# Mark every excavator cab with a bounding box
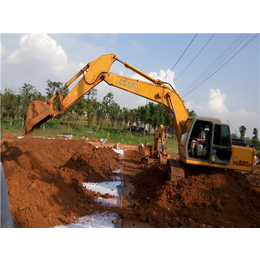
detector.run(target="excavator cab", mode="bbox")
[179,116,233,166]
[187,120,211,159]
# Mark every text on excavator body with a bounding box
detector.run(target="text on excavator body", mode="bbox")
[120,80,138,89]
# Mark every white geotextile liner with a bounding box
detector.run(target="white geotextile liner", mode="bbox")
[83,180,121,207]
[54,212,118,228]
[82,181,121,196]
[112,148,124,157]
[54,149,125,228]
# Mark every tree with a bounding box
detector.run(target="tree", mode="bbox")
[45,80,69,106]
[158,104,166,124]
[116,108,124,131]
[19,83,42,121]
[102,92,115,127]
[187,108,196,116]
[45,80,64,99]
[109,102,121,130]
[71,96,87,126]
[147,102,172,133]
[137,104,150,134]
[1,88,19,126]
[160,105,172,135]
[231,133,238,138]
[122,107,130,128]
[103,92,114,109]
[128,109,138,135]
[251,128,259,147]
[147,102,156,131]
[85,89,98,127]
[239,125,246,140]
[245,137,251,146]
[45,80,70,122]
[148,102,166,131]
[96,101,107,130]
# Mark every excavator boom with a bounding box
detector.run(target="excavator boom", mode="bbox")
[24,54,189,139]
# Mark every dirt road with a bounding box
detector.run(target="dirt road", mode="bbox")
[1,133,260,228]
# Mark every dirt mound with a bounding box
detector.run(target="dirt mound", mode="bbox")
[133,164,260,228]
[1,135,121,228]
[63,146,121,182]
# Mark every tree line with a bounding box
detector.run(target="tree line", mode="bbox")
[235,125,259,148]
[0,80,185,136]
[1,80,258,147]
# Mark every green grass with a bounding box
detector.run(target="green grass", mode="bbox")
[1,118,179,156]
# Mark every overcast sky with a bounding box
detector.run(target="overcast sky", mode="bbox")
[0,2,259,138]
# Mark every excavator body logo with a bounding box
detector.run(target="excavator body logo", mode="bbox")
[120,80,138,90]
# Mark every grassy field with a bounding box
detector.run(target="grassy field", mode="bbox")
[1,118,179,156]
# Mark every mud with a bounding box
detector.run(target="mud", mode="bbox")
[1,133,260,228]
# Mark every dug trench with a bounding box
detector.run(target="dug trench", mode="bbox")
[1,133,260,228]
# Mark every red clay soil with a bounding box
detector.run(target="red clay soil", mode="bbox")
[1,133,260,228]
[118,149,260,228]
[1,134,121,228]
[131,163,260,228]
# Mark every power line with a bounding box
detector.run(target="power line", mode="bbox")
[180,33,246,96]
[163,33,198,80]
[180,33,248,97]
[181,34,259,98]
[175,34,215,82]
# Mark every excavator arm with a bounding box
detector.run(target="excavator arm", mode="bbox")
[25,54,189,141]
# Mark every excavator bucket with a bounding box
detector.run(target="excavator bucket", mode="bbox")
[159,154,170,165]
[24,100,54,135]
[166,158,185,181]
[141,156,155,164]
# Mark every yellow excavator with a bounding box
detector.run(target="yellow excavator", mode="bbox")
[24,54,257,180]
[140,124,169,165]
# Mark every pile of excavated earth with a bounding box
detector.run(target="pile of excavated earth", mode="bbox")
[1,133,260,228]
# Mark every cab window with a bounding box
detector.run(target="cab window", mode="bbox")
[213,125,231,146]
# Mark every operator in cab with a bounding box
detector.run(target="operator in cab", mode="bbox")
[190,124,206,157]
